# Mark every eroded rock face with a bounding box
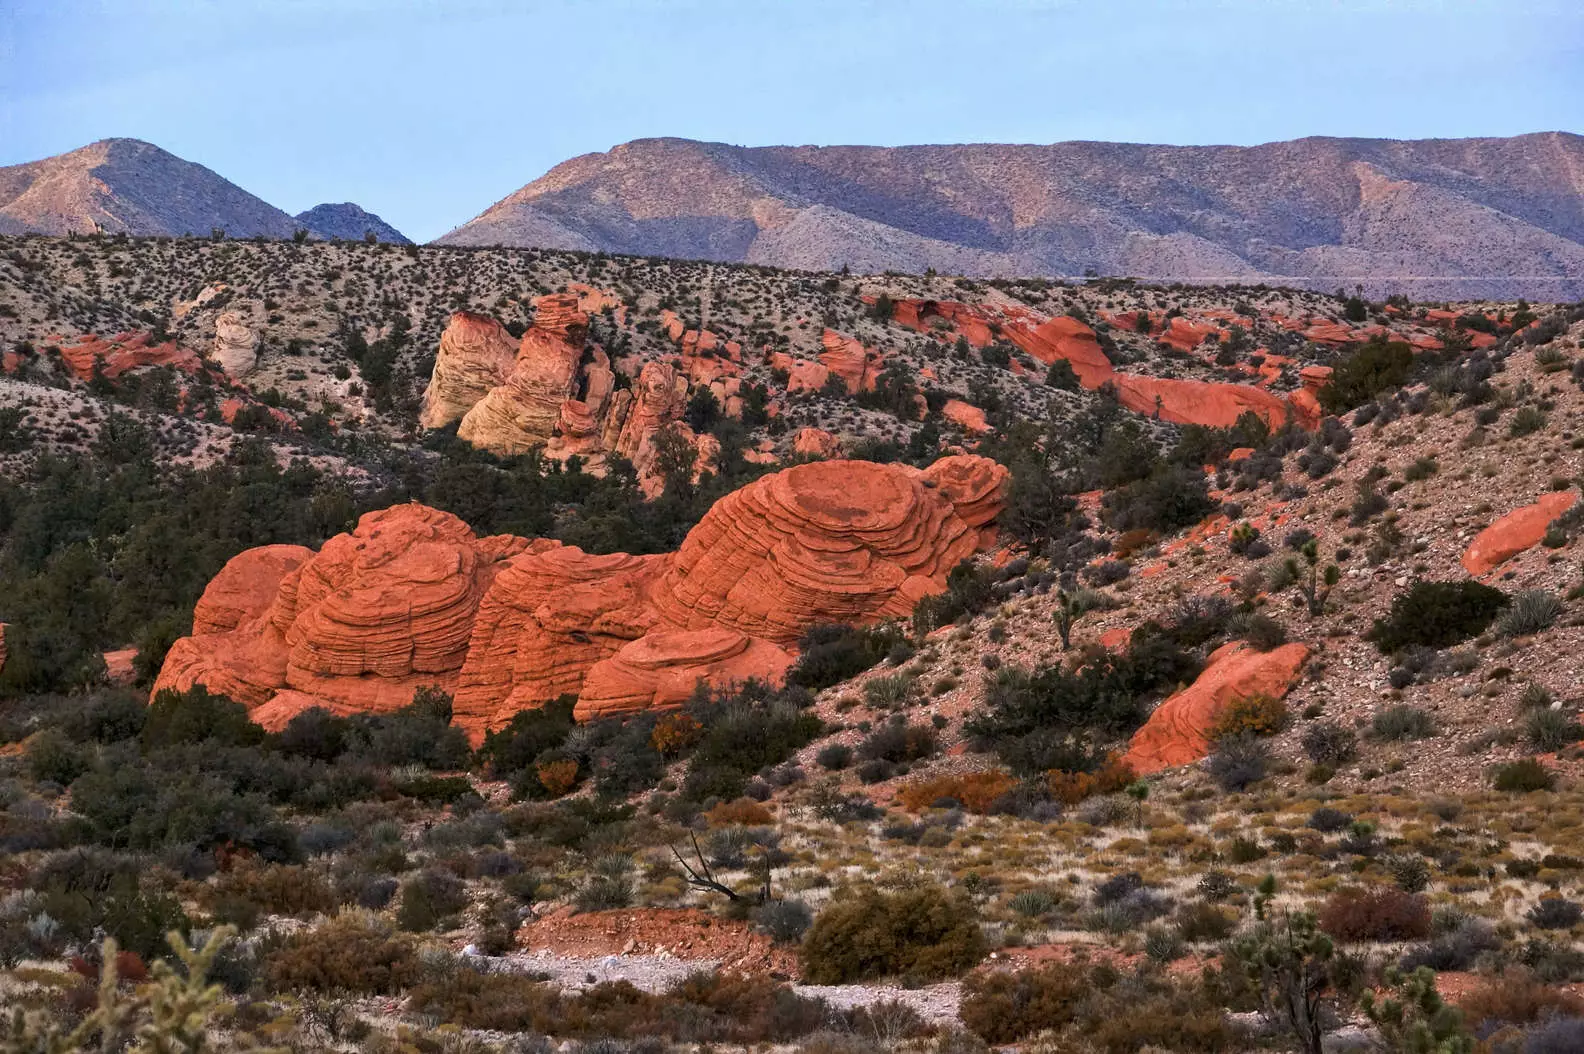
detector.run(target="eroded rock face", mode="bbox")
[155,456,1010,740]
[212,312,259,377]
[433,293,710,491]
[791,427,840,457]
[1461,491,1579,576]
[1121,640,1310,775]
[420,312,520,429]
[192,544,314,636]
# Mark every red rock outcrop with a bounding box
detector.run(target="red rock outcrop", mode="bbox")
[1003,316,1114,387]
[942,399,990,434]
[420,311,520,428]
[1111,374,1293,429]
[157,456,1010,739]
[55,331,204,381]
[650,456,1007,644]
[1461,491,1578,576]
[819,330,882,393]
[192,545,314,636]
[575,629,795,722]
[792,427,840,457]
[1121,641,1310,775]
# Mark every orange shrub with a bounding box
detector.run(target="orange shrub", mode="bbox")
[1210,693,1287,741]
[651,712,703,756]
[1045,756,1135,805]
[705,797,774,827]
[536,758,580,798]
[895,771,1016,814]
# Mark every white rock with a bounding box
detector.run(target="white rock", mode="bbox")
[212,311,259,376]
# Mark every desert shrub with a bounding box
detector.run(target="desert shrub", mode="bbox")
[1229,611,1288,650]
[857,719,936,764]
[788,624,907,691]
[396,869,468,932]
[678,686,822,807]
[1308,807,1354,833]
[574,854,635,913]
[815,743,852,770]
[1372,704,1436,741]
[1320,339,1414,413]
[1044,755,1136,805]
[1176,901,1237,942]
[1206,733,1268,791]
[355,691,471,770]
[1368,579,1508,654]
[959,962,1088,1043]
[1519,1016,1584,1054]
[1318,887,1431,941]
[276,707,352,762]
[895,771,1016,814]
[1101,464,1218,534]
[476,695,577,776]
[1457,971,1584,1033]
[406,969,561,1032]
[266,912,419,994]
[1301,721,1358,764]
[1496,590,1563,637]
[142,685,263,749]
[205,860,337,921]
[1209,693,1286,740]
[1525,709,1583,751]
[1494,758,1557,793]
[1386,853,1432,894]
[1399,920,1500,973]
[1009,889,1059,919]
[1527,897,1583,931]
[26,729,91,785]
[754,898,813,944]
[800,883,985,984]
[28,849,191,962]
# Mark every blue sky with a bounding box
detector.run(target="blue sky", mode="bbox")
[2,0,1579,242]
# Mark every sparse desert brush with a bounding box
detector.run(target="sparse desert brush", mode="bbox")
[895,770,1016,814]
[1044,755,1136,805]
[705,796,773,827]
[1317,886,1431,942]
[800,882,986,984]
[1210,693,1287,740]
[265,911,419,994]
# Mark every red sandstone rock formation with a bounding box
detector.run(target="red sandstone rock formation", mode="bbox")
[191,544,314,635]
[156,457,1011,739]
[1111,374,1293,429]
[819,330,882,393]
[55,331,204,381]
[420,311,520,429]
[942,398,990,433]
[1461,491,1578,576]
[1122,640,1310,774]
[792,427,840,457]
[575,628,795,722]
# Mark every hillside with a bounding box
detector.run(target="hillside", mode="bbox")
[5,234,1584,1051]
[437,133,1584,300]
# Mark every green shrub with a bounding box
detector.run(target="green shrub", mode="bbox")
[142,685,263,749]
[1494,758,1556,793]
[801,883,985,983]
[1368,580,1508,654]
[265,912,419,994]
[1372,705,1436,742]
[27,729,91,785]
[1495,591,1562,638]
[1101,464,1218,534]
[788,624,907,691]
[395,869,468,932]
[1320,340,1414,413]
[1301,721,1358,764]
[1526,709,1583,751]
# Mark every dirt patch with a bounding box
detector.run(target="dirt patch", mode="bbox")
[517,906,799,976]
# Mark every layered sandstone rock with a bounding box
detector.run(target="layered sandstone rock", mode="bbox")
[420,311,520,428]
[1122,641,1310,775]
[819,330,881,393]
[575,629,795,722]
[155,505,527,716]
[55,331,204,381]
[1111,374,1293,429]
[458,294,586,455]
[156,456,1010,739]
[192,544,314,635]
[1461,491,1579,576]
[212,312,259,376]
[650,456,1007,644]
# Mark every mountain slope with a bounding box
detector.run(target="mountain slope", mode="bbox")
[435,133,1584,298]
[0,138,303,239]
[295,202,412,244]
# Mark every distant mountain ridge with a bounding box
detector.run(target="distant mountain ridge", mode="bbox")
[294,203,411,244]
[435,133,1584,298]
[0,139,408,243]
